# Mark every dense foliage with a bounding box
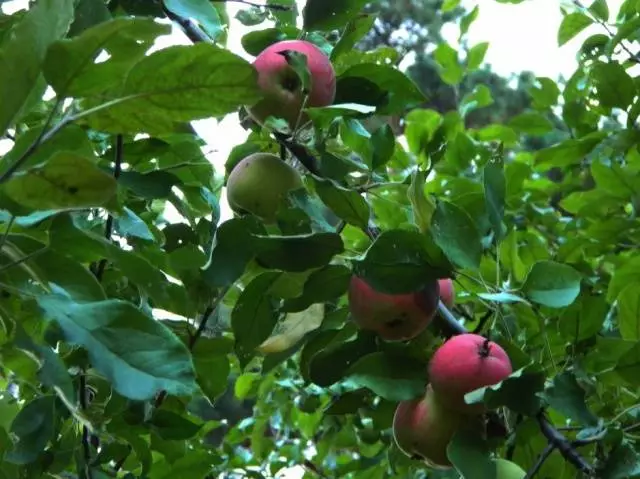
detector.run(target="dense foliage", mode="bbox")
[0,0,639,478]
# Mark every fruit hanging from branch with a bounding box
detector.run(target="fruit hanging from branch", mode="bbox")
[393,384,468,468]
[438,278,455,308]
[225,152,303,223]
[428,333,513,414]
[246,40,337,130]
[347,275,440,341]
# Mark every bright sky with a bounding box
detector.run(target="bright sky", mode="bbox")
[0,1,628,476]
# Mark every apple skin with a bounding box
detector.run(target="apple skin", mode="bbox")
[495,458,527,479]
[428,333,513,414]
[438,278,455,308]
[247,40,336,130]
[348,276,440,341]
[226,152,303,223]
[392,384,462,468]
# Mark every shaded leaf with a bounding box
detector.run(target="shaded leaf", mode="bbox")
[37,294,197,401]
[430,200,482,270]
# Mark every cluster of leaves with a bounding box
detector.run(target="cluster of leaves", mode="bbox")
[0,0,639,478]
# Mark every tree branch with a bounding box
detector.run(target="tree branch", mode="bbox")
[524,443,555,479]
[160,6,596,477]
[79,373,93,479]
[435,300,596,476]
[161,3,211,43]
[211,0,292,10]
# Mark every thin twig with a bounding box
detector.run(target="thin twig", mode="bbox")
[155,290,228,407]
[524,443,555,479]
[79,374,94,479]
[93,134,123,281]
[0,99,65,185]
[161,3,211,43]
[211,0,292,10]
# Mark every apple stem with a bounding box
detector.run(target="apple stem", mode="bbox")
[479,338,492,358]
[292,93,310,138]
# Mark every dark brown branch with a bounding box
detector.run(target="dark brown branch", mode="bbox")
[211,0,292,10]
[161,3,211,43]
[524,443,555,479]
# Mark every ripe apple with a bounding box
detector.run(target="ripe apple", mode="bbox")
[246,40,336,130]
[392,384,462,468]
[495,458,526,479]
[348,276,439,341]
[428,333,513,414]
[438,278,455,308]
[226,152,303,223]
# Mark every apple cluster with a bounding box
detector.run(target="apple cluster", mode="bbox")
[225,39,525,477]
[225,40,336,221]
[393,333,519,475]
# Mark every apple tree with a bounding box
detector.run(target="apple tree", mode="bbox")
[0,0,639,478]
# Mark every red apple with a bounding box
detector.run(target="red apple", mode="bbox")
[428,333,513,414]
[393,384,462,468]
[246,40,336,130]
[438,278,455,308]
[348,276,439,341]
[226,152,303,223]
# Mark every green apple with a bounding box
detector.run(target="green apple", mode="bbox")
[226,152,303,223]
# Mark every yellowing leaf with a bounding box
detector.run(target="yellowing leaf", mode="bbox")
[258,303,325,353]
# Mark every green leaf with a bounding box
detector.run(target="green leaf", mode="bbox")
[36,294,197,401]
[483,148,506,242]
[508,111,554,135]
[67,0,112,36]
[430,200,482,270]
[302,0,369,31]
[442,0,460,12]
[312,177,370,230]
[331,14,376,60]
[2,152,117,210]
[535,134,605,168]
[465,366,546,415]
[13,326,76,406]
[408,169,436,234]
[4,395,57,465]
[0,0,75,134]
[116,207,155,241]
[558,12,593,46]
[352,229,451,295]
[589,0,609,21]
[335,64,427,115]
[434,42,464,85]
[543,370,599,426]
[308,333,378,387]
[254,232,344,272]
[371,124,396,170]
[599,443,640,479]
[202,216,265,288]
[521,260,582,308]
[147,452,219,479]
[345,352,428,401]
[528,77,560,110]
[467,42,489,71]
[43,17,168,98]
[591,159,637,200]
[192,337,232,402]
[164,0,223,41]
[615,341,640,387]
[589,61,636,110]
[80,43,262,134]
[447,428,495,479]
[149,410,202,440]
[241,27,299,56]
[282,264,351,312]
[232,272,282,369]
[618,283,640,341]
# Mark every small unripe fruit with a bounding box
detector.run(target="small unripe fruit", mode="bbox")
[348,276,439,341]
[226,152,303,223]
[438,278,455,307]
[393,385,462,468]
[428,333,512,414]
[247,40,336,130]
[495,458,526,478]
